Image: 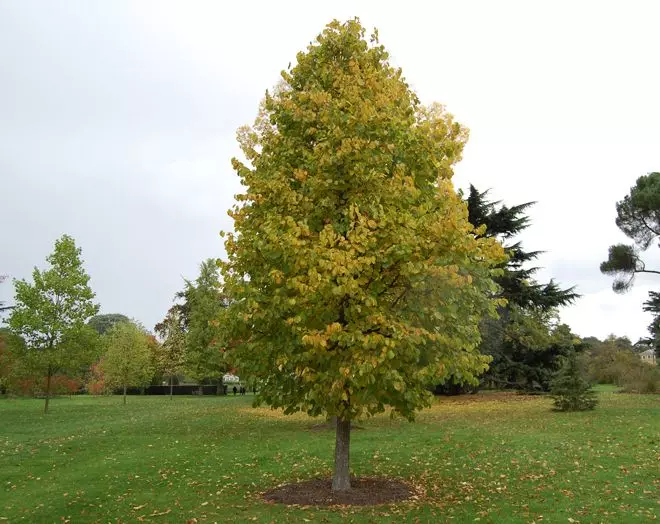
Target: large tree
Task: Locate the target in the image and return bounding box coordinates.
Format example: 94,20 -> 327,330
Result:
601,172 -> 660,291
458,186 -> 579,392
7,235 -> 100,412
466,185 -> 578,312
220,20 -> 504,491
100,321 -> 154,404
601,172 -> 660,355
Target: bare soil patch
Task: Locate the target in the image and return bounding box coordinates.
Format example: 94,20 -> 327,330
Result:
263,477 -> 412,506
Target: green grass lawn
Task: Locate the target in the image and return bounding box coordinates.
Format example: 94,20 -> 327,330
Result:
1,388 -> 658,523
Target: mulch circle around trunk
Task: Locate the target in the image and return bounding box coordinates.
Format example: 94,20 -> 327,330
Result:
263,477 -> 413,506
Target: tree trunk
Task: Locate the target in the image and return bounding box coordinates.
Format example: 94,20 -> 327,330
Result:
170,375 -> 174,400
123,384 -> 127,405
44,365 -> 52,414
332,417 -> 351,491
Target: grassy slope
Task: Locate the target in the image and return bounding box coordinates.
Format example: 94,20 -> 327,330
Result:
0,387 -> 657,523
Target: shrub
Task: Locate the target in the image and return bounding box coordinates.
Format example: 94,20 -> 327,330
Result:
619,362 -> 660,394
11,374 -> 81,397
86,362 -> 107,395
550,353 -> 598,411
588,345 -> 659,393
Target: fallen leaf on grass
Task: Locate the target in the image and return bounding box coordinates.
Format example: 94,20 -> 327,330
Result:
149,509 -> 171,517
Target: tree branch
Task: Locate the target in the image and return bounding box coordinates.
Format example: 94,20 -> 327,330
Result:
390,285 -> 410,309
639,214 -> 660,238
637,269 -> 660,276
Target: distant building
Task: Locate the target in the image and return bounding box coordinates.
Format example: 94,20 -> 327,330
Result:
639,349 -> 657,366
223,373 -> 240,383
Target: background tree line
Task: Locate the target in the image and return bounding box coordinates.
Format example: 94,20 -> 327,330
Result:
1,28 -> 657,426
2,193 -> 657,409
2,187 -> 657,409
0,237 -> 228,410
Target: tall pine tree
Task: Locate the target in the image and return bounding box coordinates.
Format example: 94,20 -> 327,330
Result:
601,173 -> 660,357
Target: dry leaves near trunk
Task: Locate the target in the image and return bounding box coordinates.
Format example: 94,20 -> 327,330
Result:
263,477 -> 412,506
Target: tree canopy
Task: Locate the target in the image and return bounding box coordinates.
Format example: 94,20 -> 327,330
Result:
466,185 -> 578,311
100,321 -> 154,404
154,306 -> 187,399
87,314 -> 130,335
601,172 -> 660,292
174,259 -> 227,385
600,172 -> 660,356
219,19 -> 504,490
7,235 -> 100,412
614,172 -> 660,249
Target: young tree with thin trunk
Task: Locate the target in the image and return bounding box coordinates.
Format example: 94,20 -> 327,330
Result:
8,235 -> 99,413
220,20 -> 504,491
154,307 -> 187,400
100,321 -> 154,405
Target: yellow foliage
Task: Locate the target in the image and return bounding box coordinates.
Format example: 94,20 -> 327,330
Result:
219,19 -> 505,422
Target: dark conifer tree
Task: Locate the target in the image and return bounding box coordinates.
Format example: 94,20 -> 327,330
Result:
550,352 -> 597,411
435,186 -> 579,393
642,291 -> 660,359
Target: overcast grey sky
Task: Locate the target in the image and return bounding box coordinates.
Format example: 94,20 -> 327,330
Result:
1,1 -> 659,340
